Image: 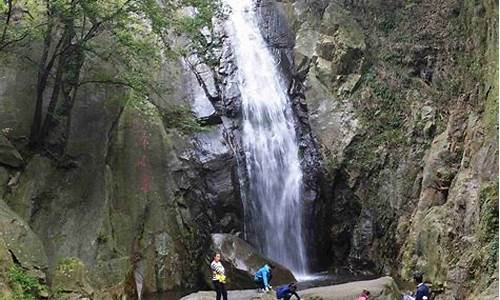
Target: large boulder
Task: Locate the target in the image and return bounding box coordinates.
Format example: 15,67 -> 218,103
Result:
210,234 -> 296,289
0,200 -> 47,279
0,200 -> 48,298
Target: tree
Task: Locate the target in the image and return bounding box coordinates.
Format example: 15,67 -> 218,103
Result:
0,0 -> 223,155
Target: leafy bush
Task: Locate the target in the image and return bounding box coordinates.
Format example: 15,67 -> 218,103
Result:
476,183 -> 499,277
7,265 -> 41,300
161,105 -> 208,134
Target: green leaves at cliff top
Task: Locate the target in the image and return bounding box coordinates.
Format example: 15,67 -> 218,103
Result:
0,0 -> 223,101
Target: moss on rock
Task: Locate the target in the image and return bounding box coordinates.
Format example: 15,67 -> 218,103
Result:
52,258 -> 94,299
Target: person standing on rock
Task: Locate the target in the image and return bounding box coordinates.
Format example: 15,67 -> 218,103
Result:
254,264 -> 274,292
211,253 -> 228,300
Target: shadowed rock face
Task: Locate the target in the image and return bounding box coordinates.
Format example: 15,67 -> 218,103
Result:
210,233 -> 296,289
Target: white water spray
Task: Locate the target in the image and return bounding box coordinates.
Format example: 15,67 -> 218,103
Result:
225,0 -> 309,277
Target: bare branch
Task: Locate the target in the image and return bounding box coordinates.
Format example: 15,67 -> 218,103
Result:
78,79 -> 132,87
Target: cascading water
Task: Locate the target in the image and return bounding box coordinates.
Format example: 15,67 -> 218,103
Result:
225,0 -> 309,277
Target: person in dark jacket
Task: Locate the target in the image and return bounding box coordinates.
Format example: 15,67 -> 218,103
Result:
413,273 -> 430,300
276,283 -> 300,300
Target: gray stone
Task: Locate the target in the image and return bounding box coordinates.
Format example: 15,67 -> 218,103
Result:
182,276 -> 401,300
0,199 -> 48,279
0,134 -> 23,168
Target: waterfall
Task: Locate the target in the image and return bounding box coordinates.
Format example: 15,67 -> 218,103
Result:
225,0 -> 309,277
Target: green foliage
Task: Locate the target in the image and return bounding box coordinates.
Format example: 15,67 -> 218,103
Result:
380,51 -> 402,64
479,184 -> 499,242
161,104 -> 208,134
362,69 -> 408,130
478,183 -> 499,275
377,8 -> 401,35
7,265 -> 41,300
56,258 -> 81,273
0,0 -> 47,49
483,52 -> 499,136
96,231 -> 110,244
1,0 -> 225,134
173,0 -> 225,66
378,18 -> 396,34
345,68 -> 408,170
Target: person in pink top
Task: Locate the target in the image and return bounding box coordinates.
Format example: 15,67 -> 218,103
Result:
356,289 -> 370,300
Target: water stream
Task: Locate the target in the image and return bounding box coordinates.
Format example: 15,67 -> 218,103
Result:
225,0 -> 309,277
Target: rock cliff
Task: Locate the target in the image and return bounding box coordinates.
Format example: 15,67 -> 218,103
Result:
0,0 -> 497,299
274,0 -> 498,298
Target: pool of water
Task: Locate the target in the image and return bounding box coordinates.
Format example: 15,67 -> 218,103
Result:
296,272 -> 380,290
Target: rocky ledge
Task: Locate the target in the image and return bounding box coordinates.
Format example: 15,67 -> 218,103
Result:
181,276 -> 400,300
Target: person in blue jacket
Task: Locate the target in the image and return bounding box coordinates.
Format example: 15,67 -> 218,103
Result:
413,272 -> 430,300
254,264 -> 274,292
276,283 -> 300,300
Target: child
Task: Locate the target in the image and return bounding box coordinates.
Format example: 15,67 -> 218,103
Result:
356,289 -> 370,300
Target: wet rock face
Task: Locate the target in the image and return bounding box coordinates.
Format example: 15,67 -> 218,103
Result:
286,0 -> 498,297
178,127 -> 244,234
255,0 -> 324,263
210,234 -> 296,289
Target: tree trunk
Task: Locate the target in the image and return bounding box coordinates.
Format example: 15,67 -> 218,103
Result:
41,42 -> 84,156
29,22 -> 54,148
